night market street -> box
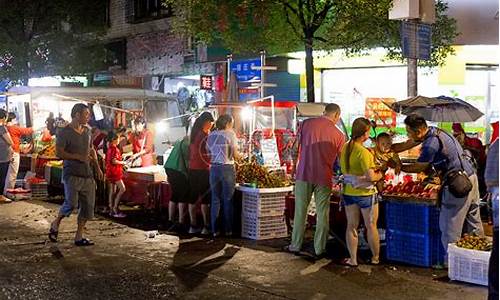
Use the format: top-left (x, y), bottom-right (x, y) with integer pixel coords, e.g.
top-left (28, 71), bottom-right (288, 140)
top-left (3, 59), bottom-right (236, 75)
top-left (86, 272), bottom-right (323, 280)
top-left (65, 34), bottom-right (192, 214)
top-left (0, 200), bottom-right (487, 300)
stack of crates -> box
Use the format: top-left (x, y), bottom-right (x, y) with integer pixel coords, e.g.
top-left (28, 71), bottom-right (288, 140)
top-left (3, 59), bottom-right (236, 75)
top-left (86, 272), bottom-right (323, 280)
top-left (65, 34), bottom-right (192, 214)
top-left (385, 201), bottom-right (445, 267)
top-left (240, 186), bottom-right (293, 240)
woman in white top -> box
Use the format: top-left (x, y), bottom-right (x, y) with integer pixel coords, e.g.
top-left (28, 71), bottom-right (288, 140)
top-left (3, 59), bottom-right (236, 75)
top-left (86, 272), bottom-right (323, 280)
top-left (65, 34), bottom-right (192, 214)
top-left (206, 114), bottom-right (241, 237)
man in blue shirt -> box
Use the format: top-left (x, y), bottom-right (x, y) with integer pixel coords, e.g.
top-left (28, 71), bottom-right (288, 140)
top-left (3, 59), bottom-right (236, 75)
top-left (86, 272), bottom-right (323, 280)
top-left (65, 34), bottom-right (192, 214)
top-left (397, 114), bottom-right (484, 260)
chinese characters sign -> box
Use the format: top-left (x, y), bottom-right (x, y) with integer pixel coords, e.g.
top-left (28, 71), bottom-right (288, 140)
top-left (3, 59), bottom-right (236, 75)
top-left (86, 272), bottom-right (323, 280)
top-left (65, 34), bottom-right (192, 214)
top-left (401, 21), bottom-right (432, 61)
top-left (365, 98), bottom-right (397, 128)
top-left (230, 59), bottom-right (261, 82)
top-left (200, 75), bottom-right (213, 90)
top-left (230, 58), bottom-right (262, 101)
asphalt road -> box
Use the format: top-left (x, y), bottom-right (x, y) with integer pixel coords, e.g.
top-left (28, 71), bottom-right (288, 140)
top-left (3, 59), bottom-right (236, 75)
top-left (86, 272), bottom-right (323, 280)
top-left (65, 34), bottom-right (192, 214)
top-left (0, 200), bottom-right (488, 300)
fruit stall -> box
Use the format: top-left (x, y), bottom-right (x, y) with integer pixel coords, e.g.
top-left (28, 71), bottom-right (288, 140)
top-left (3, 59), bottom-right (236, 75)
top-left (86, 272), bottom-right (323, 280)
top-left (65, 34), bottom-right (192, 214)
top-left (235, 159), bottom-right (293, 240)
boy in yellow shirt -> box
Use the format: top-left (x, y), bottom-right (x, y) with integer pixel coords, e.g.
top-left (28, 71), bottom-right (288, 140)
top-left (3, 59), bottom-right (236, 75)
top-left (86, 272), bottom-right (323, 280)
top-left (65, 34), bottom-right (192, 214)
top-left (370, 132), bottom-right (401, 192)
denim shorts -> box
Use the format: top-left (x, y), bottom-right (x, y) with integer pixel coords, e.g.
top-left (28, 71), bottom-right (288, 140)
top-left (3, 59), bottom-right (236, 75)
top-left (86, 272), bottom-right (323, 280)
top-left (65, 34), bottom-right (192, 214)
top-left (342, 194), bottom-right (378, 209)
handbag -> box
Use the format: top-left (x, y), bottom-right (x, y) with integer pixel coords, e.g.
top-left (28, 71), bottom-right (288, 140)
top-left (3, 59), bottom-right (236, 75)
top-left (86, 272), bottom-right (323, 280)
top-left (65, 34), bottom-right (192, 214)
top-left (435, 129), bottom-right (473, 198)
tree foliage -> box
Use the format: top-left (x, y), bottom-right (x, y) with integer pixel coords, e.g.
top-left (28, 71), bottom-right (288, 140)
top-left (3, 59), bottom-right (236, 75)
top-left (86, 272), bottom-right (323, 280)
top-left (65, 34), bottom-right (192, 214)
top-left (0, 0), bottom-right (108, 84)
top-left (169, 0), bottom-right (458, 102)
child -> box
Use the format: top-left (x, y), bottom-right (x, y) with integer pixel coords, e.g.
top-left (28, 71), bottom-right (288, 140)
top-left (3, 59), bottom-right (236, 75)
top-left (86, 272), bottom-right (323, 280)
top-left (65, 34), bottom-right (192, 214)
top-left (371, 132), bottom-right (401, 192)
top-left (106, 131), bottom-right (127, 218)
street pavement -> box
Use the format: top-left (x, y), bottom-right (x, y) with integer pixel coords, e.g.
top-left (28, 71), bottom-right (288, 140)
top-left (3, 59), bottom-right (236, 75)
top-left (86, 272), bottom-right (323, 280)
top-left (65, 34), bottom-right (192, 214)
top-left (0, 200), bottom-right (488, 300)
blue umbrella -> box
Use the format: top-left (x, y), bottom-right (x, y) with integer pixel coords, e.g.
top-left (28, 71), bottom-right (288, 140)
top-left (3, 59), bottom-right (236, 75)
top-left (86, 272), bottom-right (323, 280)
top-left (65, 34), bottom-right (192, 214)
top-left (391, 95), bottom-right (484, 122)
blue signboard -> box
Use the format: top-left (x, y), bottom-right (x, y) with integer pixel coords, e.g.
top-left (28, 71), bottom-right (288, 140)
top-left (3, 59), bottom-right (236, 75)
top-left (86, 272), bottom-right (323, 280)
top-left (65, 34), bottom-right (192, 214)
top-left (0, 80), bottom-right (9, 92)
top-left (0, 95), bottom-right (6, 110)
top-left (230, 58), bottom-right (261, 82)
top-left (401, 22), bottom-right (432, 60)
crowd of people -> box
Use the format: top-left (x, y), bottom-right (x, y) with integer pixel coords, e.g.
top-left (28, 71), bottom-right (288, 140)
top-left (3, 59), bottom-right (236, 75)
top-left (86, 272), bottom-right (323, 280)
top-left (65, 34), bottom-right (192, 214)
top-left (0, 101), bottom-right (497, 297)
top-left (165, 111), bottom-right (240, 237)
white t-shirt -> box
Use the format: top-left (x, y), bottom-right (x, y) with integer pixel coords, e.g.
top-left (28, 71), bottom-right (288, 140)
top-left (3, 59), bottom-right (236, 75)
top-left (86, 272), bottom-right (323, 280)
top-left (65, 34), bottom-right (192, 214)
top-left (206, 130), bottom-right (238, 165)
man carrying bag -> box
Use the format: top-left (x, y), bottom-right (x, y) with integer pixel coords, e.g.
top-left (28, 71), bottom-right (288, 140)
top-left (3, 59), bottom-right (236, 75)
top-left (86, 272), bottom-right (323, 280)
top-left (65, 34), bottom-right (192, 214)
top-left (398, 114), bottom-right (484, 260)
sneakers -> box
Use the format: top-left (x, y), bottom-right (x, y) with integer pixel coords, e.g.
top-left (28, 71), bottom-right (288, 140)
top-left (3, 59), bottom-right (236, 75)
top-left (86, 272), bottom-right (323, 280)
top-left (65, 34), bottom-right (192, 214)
top-left (188, 226), bottom-right (201, 234)
top-left (0, 195), bottom-right (12, 203)
top-left (111, 212), bottom-right (126, 218)
top-left (167, 223), bottom-right (186, 234)
top-left (201, 227), bottom-right (210, 235)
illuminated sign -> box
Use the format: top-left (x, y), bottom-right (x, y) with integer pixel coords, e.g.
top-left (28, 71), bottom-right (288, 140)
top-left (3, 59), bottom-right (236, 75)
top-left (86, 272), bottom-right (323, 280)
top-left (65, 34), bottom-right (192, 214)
top-left (200, 75), bottom-right (213, 90)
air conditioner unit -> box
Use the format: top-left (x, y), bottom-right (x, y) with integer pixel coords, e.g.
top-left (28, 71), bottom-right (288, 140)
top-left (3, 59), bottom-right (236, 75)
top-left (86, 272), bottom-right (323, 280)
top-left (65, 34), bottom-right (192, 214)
top-left (389, 0), bottom-right (435, 23)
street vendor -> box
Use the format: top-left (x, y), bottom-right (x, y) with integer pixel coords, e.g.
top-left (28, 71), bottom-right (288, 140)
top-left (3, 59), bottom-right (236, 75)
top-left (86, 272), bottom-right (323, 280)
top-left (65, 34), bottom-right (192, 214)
top-left (128, 117), bottom-right (154, 167)
top-left (4, 112), bottom-right (34, 195)
top-left (397, 114), bottom-right (484, 259)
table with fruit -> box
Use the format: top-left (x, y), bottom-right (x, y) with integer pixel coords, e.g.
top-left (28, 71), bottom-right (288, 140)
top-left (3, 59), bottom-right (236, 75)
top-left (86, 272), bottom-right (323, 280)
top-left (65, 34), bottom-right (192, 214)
top-left (380, 175), bottom-right (442, 205)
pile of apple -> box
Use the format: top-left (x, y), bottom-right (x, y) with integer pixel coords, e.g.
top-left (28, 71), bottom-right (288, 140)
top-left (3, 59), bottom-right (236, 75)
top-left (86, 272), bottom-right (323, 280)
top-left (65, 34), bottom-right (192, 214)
top-left (382, 179), bottom-right (440, 200)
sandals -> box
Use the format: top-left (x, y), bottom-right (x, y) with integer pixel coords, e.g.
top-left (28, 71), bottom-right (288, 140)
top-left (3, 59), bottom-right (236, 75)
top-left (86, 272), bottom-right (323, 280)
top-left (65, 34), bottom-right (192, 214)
top-left (74, 238), bottom-right (95, 247)
top-left (340, 258), bottom-right (358, 267)
top-left (48, 227), bottom-right (58, 243)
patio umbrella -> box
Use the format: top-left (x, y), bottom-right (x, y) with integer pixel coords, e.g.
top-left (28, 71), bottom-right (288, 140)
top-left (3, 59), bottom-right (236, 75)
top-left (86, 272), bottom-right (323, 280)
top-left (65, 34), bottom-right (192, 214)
top-left (391, 95), bottom-right (484, 122)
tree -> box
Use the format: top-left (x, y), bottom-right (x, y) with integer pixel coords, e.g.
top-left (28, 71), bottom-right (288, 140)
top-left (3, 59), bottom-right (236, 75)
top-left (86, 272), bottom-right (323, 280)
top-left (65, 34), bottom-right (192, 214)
top-left (170, 0), bottom-right (457, 103)
top-left (0, 0), bottom-right (108, 84)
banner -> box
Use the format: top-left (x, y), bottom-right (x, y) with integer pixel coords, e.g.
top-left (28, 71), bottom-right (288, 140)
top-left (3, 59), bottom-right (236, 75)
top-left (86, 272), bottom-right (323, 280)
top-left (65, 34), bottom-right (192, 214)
top-left (365, 98), bottom-right (397, 128)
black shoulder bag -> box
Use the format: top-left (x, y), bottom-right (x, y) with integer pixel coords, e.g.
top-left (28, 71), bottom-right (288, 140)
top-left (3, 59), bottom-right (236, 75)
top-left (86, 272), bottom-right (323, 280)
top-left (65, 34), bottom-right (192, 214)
top-left (435, 129), bottom-right (473, 198)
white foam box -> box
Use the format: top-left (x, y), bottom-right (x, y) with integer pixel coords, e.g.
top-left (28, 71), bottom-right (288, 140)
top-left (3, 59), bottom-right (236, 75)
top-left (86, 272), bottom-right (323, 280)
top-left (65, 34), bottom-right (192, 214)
top-left (448, 243), bottom-right (491, 286)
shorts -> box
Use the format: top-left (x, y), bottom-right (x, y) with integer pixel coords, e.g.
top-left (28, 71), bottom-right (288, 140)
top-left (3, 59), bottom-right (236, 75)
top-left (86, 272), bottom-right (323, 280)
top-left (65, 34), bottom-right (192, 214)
top-left (166, 169), bottom-right (189, 203)
top-left (188, 169), bottom-right (211, 205)
top-left (342, 194), bottom-right (378, 209)
top-left (60, 176), bottom-right (96, 220)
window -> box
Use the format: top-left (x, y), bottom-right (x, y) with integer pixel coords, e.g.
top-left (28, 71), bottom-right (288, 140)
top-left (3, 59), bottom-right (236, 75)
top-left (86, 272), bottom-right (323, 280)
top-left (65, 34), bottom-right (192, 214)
top-left (125, 0), bottom-right (173, 24)
top-left (104, 39), bottom-right (126, 69)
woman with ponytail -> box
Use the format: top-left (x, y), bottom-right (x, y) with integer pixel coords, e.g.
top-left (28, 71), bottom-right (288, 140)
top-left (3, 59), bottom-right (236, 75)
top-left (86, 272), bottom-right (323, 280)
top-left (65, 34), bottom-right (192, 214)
top-left (340, 117), bottom-right (383, 267)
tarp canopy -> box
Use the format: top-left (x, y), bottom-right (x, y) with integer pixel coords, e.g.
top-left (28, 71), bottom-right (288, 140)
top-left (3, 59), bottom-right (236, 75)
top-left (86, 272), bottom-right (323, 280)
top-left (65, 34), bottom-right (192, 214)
top-left (8, 86), bottom-right (170, 101)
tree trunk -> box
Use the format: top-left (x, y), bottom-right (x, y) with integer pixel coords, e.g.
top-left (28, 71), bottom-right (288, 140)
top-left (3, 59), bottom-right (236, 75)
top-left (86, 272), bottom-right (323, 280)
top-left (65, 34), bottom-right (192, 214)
top-left (304, 39), bottom-right (315, 103)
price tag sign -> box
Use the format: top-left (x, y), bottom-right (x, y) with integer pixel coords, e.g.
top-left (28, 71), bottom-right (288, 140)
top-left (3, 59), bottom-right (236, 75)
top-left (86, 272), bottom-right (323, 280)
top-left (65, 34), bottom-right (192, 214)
top-left (260, 137), bottom-right (281, 168)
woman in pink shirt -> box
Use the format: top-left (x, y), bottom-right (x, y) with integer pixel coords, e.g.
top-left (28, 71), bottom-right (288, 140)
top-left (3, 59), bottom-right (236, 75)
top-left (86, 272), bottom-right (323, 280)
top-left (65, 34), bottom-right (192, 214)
top-left (187, 112), bottom-right (214, 235)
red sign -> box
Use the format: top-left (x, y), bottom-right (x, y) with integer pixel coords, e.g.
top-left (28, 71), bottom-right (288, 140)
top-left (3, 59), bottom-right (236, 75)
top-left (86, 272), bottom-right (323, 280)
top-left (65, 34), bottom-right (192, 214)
top-left (365, 98), bottom-right (397, 128)
top-left (200, 75), bottom-right (213, 90)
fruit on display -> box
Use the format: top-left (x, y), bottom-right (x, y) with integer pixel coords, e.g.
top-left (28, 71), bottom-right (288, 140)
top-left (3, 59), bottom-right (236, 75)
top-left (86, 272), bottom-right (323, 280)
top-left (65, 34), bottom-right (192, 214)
top-left (381, 178), bottom-right (440, 200)
top-left (39, 144), bottom-right (57, 158)
top-left (456, 234), bottom-right (492, 251)
top-left (236, 160), bottom-right (290, 188)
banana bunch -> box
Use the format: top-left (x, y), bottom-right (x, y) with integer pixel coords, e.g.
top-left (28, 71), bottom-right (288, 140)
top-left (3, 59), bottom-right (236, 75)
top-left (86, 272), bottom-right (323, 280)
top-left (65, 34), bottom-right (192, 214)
top-left (456, 234), bottom-right (492, 251)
